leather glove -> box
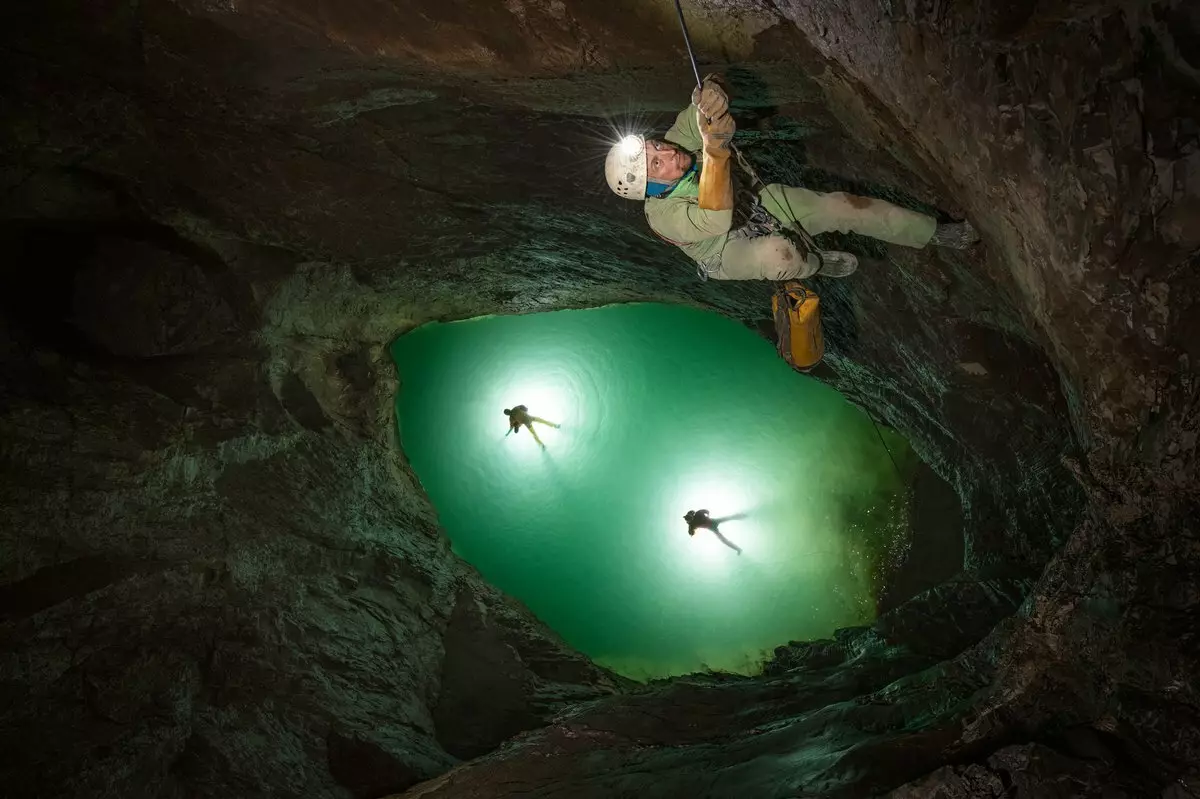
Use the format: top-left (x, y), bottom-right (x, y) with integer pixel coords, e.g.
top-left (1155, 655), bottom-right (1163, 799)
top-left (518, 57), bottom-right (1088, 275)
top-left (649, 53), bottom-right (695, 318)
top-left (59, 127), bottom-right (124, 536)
top-left (691, 75), bottom-right (729, 121)
top-left (699, 110), bottom-right (735, 159)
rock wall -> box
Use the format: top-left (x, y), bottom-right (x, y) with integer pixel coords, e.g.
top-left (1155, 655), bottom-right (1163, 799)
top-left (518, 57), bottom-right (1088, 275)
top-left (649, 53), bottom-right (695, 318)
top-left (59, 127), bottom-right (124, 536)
top-left (772, 0), bottom-right (1200, 445)
top-left (0, 0), bottom-right (1196, 797)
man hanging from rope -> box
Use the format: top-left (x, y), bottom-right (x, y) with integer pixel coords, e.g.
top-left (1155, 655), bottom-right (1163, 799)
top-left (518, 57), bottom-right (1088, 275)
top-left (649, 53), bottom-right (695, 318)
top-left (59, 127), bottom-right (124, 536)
top-left (504, 404), bottom-right (559, 449)
top-left (604, 74), bottom-right (979, 282)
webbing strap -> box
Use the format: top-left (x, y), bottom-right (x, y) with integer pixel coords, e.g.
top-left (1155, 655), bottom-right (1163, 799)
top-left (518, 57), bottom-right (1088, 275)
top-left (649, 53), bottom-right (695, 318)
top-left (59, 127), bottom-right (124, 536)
top-left (649, 148), bottom-right (820, 281)
top-left (774, 300), bottom-right (792, 363)
top-left (732, 145), bottom-right (822, 268)
top-left (647, 224), bottom-right (690, 249)
top-left (773, 283), bottom-right (806, 365)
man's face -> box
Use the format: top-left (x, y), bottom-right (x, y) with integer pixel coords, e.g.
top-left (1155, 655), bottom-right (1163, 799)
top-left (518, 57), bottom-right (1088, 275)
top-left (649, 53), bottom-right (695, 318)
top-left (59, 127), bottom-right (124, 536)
top-left (645, 139), bottom-right (692, 183)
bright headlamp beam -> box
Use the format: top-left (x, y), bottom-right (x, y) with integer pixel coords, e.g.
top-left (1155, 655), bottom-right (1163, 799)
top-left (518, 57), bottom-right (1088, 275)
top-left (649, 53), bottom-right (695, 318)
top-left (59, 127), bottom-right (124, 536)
top-left (619, 135), bottom-right (642, 157)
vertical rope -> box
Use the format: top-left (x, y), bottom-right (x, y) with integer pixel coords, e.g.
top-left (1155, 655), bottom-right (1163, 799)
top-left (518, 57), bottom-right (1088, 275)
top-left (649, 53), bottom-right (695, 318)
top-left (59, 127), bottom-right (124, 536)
top-left (870, 413), bottom-right (905, 484)
top-left (672, 0), bottom-right (704, 90)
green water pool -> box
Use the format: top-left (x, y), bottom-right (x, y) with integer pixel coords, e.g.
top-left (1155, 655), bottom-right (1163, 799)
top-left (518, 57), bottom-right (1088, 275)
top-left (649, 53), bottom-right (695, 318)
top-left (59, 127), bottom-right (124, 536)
top-left (391, 303), bottom-right (915, 680)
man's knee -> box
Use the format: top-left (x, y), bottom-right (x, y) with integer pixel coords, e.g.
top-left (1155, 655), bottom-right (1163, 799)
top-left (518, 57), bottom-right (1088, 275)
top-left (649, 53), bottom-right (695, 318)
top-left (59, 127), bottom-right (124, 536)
top-left (711, 236), bottom-right (809, 281)
top-left (759, 238), bottom-right (811, 280)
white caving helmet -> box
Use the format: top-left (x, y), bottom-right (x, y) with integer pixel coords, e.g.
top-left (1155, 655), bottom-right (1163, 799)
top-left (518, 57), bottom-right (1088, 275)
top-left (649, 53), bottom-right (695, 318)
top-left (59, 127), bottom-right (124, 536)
top-left (605, 134), bottom-right (646, 200)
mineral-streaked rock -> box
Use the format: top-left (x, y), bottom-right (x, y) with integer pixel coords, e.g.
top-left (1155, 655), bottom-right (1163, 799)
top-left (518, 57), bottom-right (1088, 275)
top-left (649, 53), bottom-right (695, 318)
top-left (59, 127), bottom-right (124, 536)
top-left (0, 0), bottom-right (1195, 797)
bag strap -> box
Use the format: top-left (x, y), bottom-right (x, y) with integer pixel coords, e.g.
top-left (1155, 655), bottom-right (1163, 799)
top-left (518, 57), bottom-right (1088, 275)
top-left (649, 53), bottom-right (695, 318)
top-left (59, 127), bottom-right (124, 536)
top-left (773, 284), bottom-right (794, 365)
top-left (773, 281), bottom-right (813, 367)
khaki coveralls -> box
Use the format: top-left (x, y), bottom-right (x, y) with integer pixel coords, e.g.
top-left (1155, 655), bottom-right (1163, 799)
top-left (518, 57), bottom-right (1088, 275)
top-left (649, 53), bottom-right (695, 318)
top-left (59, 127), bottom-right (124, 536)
top-left (644, 106), bottom-right (938, 281)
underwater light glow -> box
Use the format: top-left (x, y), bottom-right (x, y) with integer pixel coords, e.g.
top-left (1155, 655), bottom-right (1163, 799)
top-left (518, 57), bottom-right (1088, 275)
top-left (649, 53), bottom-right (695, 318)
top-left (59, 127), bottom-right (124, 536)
top-left (660, 469), bottom-right (756, 572)
top-left (393, 304), bottom-right (916, 680)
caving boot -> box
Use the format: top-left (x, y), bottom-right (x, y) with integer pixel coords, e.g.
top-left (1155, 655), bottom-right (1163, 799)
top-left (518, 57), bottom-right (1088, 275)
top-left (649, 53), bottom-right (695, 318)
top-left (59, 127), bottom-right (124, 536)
top-left (815, 250), bottom-right (859, 278)
top-left (929, 220), bottom-right (980, 249)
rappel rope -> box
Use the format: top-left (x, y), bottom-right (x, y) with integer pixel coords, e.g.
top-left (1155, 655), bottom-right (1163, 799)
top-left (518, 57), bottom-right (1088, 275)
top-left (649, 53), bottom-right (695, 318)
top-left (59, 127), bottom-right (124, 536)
top-left (869, 409), bottom-right (905, 484)
top-left (670, 0), bottom-right (821, 260)
top-left (671, 0), bottom-right (905, 489)
top-left (672, 0), bottom-right (704, 91)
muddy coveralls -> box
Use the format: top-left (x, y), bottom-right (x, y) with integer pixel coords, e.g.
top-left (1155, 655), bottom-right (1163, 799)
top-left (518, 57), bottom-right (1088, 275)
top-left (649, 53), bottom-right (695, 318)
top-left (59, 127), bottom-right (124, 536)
top-left (644, 106), bottom-right (938, 281)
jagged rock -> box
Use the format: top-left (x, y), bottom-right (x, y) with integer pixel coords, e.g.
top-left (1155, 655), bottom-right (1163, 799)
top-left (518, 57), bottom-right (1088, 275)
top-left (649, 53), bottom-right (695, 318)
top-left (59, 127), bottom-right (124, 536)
top-left (873, 577), bottom-right (1032, 661)
top-left (888, 740), bottom-right (1159, 798)
top-left (433, 579), bottom-right (627, 761)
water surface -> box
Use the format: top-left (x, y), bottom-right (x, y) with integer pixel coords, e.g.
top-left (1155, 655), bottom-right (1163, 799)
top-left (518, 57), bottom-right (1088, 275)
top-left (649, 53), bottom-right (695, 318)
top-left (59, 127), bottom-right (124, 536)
top-left (392, 303), bottom-right (914, 679)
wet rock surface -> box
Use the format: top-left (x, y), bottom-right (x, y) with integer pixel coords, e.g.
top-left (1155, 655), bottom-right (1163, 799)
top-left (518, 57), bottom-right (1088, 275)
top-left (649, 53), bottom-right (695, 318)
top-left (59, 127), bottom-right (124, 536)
top-left (0, 0), bottom-right (1196, 797)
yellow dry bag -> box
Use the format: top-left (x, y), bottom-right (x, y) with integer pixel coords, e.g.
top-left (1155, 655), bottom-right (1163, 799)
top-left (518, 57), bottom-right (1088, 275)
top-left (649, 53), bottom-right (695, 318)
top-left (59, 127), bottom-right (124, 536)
top-left (772, 281), bottom-right (824, 371)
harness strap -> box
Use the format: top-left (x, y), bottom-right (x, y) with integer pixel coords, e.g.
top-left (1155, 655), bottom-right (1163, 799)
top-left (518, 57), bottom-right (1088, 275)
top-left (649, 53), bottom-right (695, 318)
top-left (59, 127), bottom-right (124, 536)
top-left (646, 223), bottom-right (690, 249)
top-left (731, 145), bottom-right (822, 271)
top-left (648, 146), bottom-right (823, 281)
top-left (773, 281), bottom-right (822, 370)
top-left (773, 285), bottom-right (795, 362)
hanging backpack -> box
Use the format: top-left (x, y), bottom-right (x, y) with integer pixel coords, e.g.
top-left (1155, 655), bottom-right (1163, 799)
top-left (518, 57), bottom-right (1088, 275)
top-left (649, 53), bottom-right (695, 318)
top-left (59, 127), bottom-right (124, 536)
top-left (772, 281), bottom-right (824, 372)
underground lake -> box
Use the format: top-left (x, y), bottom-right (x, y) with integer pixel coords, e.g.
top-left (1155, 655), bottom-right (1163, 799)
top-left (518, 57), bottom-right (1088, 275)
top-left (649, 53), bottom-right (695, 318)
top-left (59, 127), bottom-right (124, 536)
top-left (392, 302), bottom-right (921, 679)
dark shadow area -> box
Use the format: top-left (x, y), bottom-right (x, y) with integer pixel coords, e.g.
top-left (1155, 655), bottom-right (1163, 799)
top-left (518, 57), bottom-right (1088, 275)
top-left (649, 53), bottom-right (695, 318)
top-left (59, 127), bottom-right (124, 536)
top-left (327, 731), bottom-right (424, 799)
top-left (432, 588), bottom-right (552, 761)
top-left (280, 371), bottom-right (333, 433)
top-left (724, 66), bottom-right (779, 128)
top-left (876, 461), bottom-right (965, 614)
top-left (0, 218), bottom-right (248, 359)
top-left (0, 556), bottom-right (164, 623)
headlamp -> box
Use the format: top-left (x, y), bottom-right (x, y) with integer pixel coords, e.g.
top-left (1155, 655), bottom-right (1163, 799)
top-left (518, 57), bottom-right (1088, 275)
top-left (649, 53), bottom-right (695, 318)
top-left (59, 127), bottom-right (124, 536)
top-left (618, 135), bottom-right (643, 157)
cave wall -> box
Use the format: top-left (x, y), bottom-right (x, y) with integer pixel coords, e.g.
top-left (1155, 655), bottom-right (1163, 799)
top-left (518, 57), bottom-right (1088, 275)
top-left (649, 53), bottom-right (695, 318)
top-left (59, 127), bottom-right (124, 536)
top-left (772, 0), bottom-right (1200, 449)
top-left (396, 1), bottom-right (1200, 795)
top-left (767, 0), bottom-right (1200, 787)
top-left (1, 4), bottom-right (661, 794)
top-left (0, 0), bottom-right (1196, 797)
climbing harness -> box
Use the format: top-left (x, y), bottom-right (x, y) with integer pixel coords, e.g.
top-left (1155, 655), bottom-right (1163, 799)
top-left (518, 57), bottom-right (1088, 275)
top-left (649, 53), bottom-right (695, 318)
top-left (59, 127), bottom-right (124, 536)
top-left (731, 148), bottom-right (823, 274)
top-left (682, 144), bottom-right (823, 283)
top-left (670, 0), bottom-right (823, 276)
top-left (672, 0), bottom-right (837, 380)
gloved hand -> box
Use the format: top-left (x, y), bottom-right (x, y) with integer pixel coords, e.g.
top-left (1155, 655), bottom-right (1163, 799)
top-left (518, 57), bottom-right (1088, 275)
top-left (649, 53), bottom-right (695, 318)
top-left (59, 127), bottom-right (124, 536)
top-left (691, 74), bottom-right (729, 120)
top-left (699, 109), bottom-right (735, 159)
